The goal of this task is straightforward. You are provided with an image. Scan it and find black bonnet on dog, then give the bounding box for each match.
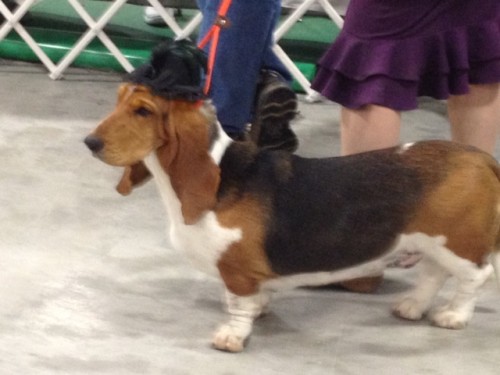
[126,39,207,102]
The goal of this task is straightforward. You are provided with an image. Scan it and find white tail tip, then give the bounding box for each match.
[491,252,500,289]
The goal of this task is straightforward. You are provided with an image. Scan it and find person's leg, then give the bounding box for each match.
[260,0,292,82]
[447,83,500,154]
[340,105,402,155]
[337,104,401,293]
[197,0,280,135]
[248,0,299,152]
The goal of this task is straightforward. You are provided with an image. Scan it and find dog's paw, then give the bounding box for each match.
[430,308,469,330]
[212,324,246,353]
[392,298,426,321]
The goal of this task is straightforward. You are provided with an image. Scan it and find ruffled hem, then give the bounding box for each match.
[312,17,500,110]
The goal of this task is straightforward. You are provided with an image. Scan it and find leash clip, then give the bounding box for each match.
[214,15,231,28]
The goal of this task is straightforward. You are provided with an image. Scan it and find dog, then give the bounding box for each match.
[85,41,500,353]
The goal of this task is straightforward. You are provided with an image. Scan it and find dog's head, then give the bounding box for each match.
[85,83,168,167]
[84,40,220,223]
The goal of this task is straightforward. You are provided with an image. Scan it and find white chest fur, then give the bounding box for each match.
[143,153,242,276]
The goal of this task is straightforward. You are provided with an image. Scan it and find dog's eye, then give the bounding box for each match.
[134,107,152,117]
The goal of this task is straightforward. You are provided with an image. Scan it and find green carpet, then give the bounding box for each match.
[0,0,340,91]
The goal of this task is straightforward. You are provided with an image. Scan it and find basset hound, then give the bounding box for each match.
[85,82,500,352]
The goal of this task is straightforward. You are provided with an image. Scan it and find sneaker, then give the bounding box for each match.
[144,6,175,26]
[250,70,299,152]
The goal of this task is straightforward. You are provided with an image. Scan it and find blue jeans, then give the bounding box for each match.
[196,0,291,134]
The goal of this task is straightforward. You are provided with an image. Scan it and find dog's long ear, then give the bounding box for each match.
[158,101,220,224]
[116,162,152,196]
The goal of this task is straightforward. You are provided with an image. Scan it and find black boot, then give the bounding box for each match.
[250,70,299,152]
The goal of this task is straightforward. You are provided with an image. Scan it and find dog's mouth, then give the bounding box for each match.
[90,151,104,162]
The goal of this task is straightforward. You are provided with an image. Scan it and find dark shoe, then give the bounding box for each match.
[251,70,299,152]
[257,122,298,153]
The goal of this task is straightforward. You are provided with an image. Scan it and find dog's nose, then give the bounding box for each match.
[84,135,104,153]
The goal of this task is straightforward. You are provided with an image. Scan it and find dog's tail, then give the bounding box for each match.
[492,251,500,289]
[491,158,500,288]
[486,154,500,288]
[494,206,500,288]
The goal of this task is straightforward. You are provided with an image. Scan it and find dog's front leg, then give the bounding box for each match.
[212,290,269,352]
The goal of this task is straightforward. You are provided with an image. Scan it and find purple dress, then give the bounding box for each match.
[311,0,500,110]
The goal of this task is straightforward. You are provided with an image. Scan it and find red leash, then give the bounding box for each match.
[197,0,233,94]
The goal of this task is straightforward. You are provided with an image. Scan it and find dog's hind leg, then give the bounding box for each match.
[430,262,493,329]
[212,290,270,352]
[392,258,449,321]
[400,234,494,329]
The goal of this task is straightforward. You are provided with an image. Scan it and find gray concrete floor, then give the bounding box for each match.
[1,60,500,375]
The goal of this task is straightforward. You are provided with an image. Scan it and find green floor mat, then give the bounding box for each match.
[0,0,340,91]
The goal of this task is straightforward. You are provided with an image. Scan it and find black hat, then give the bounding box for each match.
[126,39,207,101]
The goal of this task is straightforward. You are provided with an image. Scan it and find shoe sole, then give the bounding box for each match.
[250,84,298,145]
[256,85,298,123]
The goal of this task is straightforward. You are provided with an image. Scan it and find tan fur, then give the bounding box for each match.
[404,148,500,265]
[338,276,384,293]
[90,83,220,224]
[216,197,276,296]
[162,101,220,224]
[90,85,165,166]
[116,162,151,195]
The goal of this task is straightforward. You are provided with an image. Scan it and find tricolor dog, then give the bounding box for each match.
[84,41,500,352]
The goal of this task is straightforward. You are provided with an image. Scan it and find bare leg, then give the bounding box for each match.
[448,83,500,154]
[340,105,401,155]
